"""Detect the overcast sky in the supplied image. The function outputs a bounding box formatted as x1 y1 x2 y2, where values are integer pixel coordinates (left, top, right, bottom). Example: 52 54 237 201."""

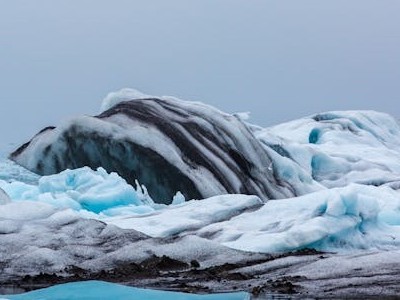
1 0 400 152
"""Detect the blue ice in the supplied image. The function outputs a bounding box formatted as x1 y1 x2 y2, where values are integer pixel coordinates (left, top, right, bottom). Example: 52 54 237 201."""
1 281 250 300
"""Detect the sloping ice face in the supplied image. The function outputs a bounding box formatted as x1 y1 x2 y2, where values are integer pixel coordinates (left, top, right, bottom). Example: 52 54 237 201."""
10 96 303 204
256 110 400 190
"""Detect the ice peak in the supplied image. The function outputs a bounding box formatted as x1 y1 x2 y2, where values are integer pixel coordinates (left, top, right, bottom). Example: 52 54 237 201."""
100 88 151 113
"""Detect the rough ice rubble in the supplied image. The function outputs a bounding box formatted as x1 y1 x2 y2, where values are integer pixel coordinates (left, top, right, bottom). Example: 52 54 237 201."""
0 167 155 215
1 281 250 300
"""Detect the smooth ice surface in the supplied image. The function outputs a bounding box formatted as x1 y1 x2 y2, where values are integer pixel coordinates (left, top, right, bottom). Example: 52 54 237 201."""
106 195 262 237
1 281 250 300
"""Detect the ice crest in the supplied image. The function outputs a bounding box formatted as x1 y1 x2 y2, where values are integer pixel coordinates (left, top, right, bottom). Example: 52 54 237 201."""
100 88 151 113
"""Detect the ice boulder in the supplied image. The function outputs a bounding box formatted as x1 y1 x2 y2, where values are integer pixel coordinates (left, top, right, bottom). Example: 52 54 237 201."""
10 94 301 204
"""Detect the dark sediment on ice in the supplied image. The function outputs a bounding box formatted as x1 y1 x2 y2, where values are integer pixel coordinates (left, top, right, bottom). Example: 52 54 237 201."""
2 249 399 299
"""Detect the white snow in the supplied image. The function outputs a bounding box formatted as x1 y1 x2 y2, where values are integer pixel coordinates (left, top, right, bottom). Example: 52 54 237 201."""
100 88 151 113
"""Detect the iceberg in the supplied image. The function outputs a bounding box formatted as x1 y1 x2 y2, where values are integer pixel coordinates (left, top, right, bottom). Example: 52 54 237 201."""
10 94 308 204
2 90 400 297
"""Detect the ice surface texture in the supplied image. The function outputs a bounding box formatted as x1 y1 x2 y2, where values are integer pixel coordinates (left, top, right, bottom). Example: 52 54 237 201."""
3 91 400 296
256 110 400 190
0 177 264 278
11 96 301 204
0 167 153 215
104 184 400 253
2 166 399 255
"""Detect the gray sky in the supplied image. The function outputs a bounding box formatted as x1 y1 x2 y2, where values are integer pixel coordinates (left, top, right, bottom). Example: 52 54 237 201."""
1 0 400 152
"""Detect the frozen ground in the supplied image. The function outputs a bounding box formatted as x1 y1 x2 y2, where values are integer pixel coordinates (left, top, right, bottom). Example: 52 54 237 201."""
1 92 400 297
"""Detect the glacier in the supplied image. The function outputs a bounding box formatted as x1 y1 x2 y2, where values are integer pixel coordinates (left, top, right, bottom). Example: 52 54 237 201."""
2 168 399 254
1 90 400 297
10 94 310 203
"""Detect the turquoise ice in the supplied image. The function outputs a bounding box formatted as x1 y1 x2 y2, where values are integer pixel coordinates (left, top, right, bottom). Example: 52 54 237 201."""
1 281 250 300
